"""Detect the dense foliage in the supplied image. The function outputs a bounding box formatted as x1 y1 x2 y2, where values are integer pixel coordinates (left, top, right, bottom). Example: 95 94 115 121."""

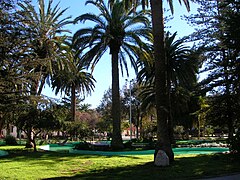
186 0 240 140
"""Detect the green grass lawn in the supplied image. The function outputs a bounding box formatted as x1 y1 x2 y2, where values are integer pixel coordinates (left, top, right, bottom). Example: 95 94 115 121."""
0 146 240 180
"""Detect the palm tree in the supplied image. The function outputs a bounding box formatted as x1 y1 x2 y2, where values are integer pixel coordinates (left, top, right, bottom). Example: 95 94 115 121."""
73 0 150 149
150 0 190 164
105 0 191 162
52 39 96 122
18 0 71 96
18 0 71 149
137 30 196 161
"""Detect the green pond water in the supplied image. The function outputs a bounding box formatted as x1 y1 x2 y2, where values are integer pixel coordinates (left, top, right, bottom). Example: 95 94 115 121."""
39 144 229 156
0 150 9 157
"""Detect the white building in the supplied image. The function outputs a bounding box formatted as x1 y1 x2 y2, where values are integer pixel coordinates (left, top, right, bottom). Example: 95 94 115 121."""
1 125 26 138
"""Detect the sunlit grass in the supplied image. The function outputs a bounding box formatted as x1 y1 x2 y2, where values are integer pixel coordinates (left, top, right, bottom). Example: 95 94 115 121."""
0 146 239 180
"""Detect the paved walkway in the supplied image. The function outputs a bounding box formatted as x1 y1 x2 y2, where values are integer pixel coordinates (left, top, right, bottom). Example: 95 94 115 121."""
202 174 240 180
0 150 8 157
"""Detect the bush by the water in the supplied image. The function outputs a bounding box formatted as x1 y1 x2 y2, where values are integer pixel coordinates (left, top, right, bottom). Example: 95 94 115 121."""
74 141 91 150
5 135 18 145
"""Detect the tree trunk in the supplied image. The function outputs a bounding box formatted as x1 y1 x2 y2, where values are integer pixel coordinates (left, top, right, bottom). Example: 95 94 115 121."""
0 117 3 137
31 136 37 152
150 0 174 163
217 1 235 141
6 123 10 136
198 115 201 140
25 127 33 148
222 49 234 140
71 84 76 121
111 49 124 150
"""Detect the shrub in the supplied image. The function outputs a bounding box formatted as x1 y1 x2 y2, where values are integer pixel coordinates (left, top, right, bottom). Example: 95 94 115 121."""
5 135 18 145
123 141 132 149
174 126 185 139
205 126 214 136
74 141 91 150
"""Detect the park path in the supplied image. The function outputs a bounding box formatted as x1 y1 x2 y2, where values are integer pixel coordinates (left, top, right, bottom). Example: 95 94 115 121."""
201 173 240 180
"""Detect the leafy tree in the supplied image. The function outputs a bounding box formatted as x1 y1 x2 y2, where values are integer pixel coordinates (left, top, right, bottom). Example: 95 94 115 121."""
122 80 142 139
217 0 240 134
73 0 150 149
16 102 62 151
192 96 209 139
65 121 93 141
97 86 134 137
76 110 100 130
96 88 113 134
186 0 240 140
0 0 31 135
64 108 100 141
206 94 238 136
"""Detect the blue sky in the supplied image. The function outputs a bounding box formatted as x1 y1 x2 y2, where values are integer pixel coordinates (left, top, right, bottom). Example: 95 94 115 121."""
40 0 199 108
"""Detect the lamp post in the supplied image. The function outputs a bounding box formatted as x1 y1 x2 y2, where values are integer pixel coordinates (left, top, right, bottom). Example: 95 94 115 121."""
126 79 133 141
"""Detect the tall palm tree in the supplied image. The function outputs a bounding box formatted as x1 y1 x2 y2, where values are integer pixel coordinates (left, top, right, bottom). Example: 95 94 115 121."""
137 31 196 161
73 0 150 149
18 0 71 96
18 0 71 149
52 39 96 122
150 0 190 164
105 0 190 162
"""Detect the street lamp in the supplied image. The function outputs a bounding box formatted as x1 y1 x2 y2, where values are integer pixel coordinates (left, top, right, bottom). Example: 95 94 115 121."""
126 79 133 141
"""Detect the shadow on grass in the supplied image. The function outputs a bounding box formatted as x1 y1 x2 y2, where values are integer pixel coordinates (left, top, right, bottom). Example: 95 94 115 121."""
0 148 143 164
1 148 240 180
43 154 240 180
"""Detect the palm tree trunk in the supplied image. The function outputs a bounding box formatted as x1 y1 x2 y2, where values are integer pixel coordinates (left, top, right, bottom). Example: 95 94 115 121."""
150 0 174 162
111 49 124 150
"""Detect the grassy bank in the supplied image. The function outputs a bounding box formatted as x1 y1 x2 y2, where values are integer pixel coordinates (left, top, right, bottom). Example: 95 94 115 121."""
0 146 240 179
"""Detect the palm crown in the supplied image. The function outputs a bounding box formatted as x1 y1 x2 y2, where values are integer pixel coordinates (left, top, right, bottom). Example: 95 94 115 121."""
18 0 71 95
138 32 198 111
73 0 151 74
